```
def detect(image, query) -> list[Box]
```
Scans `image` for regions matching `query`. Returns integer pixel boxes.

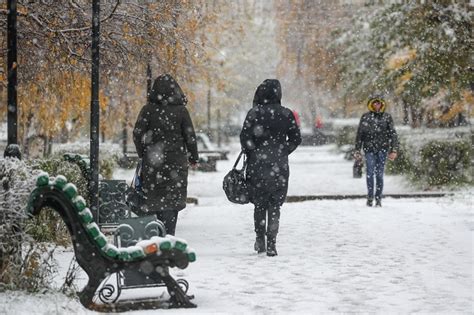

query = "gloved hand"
[353,150,362,160]
[388,151,398,161]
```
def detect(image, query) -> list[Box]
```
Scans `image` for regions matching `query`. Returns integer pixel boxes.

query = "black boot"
[254,235,266,253]
[266,207,280,257]
[375,198,382,207]
[266,236,277,257]
[367,198,373,207]
[254,207,266,253]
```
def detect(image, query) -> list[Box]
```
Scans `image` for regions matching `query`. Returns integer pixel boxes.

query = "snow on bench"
[26,172,197,312]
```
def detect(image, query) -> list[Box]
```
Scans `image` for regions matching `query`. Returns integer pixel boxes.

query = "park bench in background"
[119,149,226,172]
[26,172,197,312]
[118,133,229,172]
[192,132,230,172]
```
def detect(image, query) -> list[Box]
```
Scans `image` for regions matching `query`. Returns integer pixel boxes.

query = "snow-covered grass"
[1,144,472,314]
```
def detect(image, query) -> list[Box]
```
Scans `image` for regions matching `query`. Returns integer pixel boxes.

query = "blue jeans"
[365,151,387,200]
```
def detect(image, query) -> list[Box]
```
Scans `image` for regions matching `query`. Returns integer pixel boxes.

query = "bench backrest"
[26,172,196,271]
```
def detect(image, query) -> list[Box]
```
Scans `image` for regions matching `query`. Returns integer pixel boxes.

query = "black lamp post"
[207,88,211,139]
[147,63,152,102]
[89,0,100,218]
[5,0,20,159]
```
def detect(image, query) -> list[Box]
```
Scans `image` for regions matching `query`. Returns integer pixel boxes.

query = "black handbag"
[223,151,250,204]
[353,158,363,178]
[125,159,148,216]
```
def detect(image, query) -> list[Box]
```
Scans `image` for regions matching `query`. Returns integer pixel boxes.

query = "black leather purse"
[125,159,148,215]
[223,151,250,204]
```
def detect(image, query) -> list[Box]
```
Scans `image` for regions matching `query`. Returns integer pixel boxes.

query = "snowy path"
[1,145,472,314]
[114,145,414,205]
[177,196,472,313]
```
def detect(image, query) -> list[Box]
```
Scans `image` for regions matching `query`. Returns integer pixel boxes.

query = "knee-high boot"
[266,206,280,257]
[254,206,266,253]
[266,235,277,256]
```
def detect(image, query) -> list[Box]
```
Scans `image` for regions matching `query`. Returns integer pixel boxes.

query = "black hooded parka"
[355,96,399,154]
[240,79,302,207]
[133,74,199,212]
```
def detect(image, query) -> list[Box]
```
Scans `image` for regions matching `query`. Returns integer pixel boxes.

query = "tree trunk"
[122,102,130,155]
[402,100,410,125]
[21,113,34,158]
[43,135,51,158]
[410,105,424,128]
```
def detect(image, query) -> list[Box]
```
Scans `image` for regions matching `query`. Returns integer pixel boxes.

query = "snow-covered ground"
[1,144,472,314]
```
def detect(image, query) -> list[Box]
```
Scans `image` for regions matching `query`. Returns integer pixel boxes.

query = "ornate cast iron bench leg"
[162,274,196,308]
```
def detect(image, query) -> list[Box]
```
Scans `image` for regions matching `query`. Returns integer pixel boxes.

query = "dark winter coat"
[355,96,399,154]
[133,74,199,212]
[240,79,302,207]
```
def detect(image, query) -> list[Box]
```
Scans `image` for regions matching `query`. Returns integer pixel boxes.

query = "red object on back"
[315,115,323,129]
[292,110,301,127]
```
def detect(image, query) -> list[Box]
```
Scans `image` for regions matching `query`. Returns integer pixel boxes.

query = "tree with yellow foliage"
[0,1,237,156]
[275,1,353,120]
[334,2,473,127]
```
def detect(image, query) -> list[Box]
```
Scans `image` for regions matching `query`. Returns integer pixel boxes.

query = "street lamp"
[90,0,100,218]
[5,0,20,159]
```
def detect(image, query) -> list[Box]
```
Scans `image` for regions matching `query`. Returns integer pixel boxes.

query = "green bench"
[62,153,198,224]
[63,153,128,224]
[27,172,197,312]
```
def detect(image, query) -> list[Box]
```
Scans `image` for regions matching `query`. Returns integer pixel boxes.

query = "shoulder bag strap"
[131,159,142,188]
[233,151,247,171]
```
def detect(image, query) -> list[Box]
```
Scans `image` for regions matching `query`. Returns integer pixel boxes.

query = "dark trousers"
[254,204,280,238]
[252,186,286,239]
[156,210,178,236]
[365,151,387,200]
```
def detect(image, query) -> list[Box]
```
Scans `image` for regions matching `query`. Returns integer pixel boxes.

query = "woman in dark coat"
[240,79,302,256]
[133,74,199,235]
[354,95,398,207]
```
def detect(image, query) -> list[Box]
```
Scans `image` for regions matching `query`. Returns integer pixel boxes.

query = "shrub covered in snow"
[386,143,414,176]
[386,138,471,188]
[33,158,88,199]
[0,158,57,292]
[52,142,119,179]
[335,126,357,148]
[26,158,87,245]
[420,140,471,187]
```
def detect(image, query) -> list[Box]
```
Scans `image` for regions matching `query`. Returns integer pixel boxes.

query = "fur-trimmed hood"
[367,96,386,113]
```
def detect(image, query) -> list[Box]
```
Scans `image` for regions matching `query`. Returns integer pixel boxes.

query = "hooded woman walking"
[354,95,398,207]
[133,74,199,235]
[240,79,302,256]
